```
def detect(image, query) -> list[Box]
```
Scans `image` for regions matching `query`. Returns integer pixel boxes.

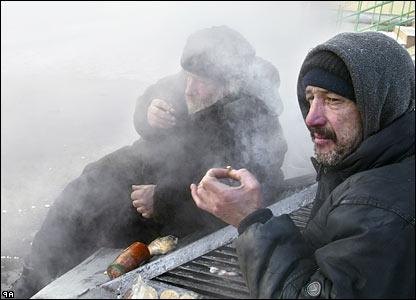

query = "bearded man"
[12,25,287,298]
[192,31,415,298]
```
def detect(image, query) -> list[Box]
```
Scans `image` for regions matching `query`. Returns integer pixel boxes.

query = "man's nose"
[305,98,326,127]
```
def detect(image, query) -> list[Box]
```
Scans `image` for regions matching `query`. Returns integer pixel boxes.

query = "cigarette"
[226,165,241,181]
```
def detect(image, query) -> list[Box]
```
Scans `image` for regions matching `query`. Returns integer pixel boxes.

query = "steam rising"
[1,1,346,291]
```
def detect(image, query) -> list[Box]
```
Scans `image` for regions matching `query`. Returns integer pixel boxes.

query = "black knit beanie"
[180,26,255,82]
[302,51,355,101]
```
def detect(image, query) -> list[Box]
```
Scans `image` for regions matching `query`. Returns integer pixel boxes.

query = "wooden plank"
[394,26,415,48]
[32,248,121,299]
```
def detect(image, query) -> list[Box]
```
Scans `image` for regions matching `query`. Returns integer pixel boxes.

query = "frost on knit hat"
[301,50,356,101]
[181,25,256,83]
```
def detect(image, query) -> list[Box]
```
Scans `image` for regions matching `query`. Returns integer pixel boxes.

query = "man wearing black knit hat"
[192,31,415,298]
[301,51,362,168]
[131,25,286,221]
[12,26,287,298]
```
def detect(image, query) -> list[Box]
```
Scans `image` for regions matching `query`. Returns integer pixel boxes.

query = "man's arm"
[191,168,413,298]
[235,213,316,298]
[234,203,413,298]
[133,71,187,140]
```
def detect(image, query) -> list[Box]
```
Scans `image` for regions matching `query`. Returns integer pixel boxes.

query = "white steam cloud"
[1,1,349,289]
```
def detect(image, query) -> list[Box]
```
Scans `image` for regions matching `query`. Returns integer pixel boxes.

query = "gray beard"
[186,96,219,114]
[315,144,351,166]
[314,134,362,167]
[186,92,224,115]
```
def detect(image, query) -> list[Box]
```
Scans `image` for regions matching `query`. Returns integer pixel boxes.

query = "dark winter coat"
[235,32,415,298]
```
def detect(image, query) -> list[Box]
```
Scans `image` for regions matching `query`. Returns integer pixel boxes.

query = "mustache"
[309,126,337,142]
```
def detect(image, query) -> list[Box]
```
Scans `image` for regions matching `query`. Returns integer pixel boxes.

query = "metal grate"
[154,244,249,299]
[290,203,313,229]
[152,202,313,299]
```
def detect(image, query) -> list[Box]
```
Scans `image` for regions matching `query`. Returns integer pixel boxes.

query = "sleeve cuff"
[237,208,273,235]
[152,185,171,223]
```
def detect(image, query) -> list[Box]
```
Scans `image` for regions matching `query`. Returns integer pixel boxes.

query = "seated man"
[12,25,287,298]
[192,31,415,298]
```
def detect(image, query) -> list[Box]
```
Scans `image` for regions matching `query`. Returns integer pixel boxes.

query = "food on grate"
[160,289,180,299]
[107,235,178,279]
[147,235,178,255]
[123,289,133,299]
[130,275,158,299]
[179,293,197,299]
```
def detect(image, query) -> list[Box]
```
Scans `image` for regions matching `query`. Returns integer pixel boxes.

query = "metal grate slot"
[210,247,238,257]
[154,273,251,299]
[168,268,248,291]
[199,254,239,265]
[192,257,240,272]
[222,244,237,250]
[289,203,313,229]
[176,264,246,285]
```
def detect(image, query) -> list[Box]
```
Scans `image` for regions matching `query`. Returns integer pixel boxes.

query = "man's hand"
[190,168,264,227]
[147,99,176,129]
[131,184,156,218]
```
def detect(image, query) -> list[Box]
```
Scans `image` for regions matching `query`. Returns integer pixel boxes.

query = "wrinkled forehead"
[305,86,330,95]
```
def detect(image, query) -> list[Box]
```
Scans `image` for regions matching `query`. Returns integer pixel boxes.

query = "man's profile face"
[305,85,363,166]
[185,72,226,114]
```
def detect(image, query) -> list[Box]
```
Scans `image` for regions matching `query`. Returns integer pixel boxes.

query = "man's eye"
[326,97,341,104]
[306,97,313,103]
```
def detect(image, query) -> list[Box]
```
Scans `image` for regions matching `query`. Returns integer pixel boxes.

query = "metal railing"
[337,1,415,35]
